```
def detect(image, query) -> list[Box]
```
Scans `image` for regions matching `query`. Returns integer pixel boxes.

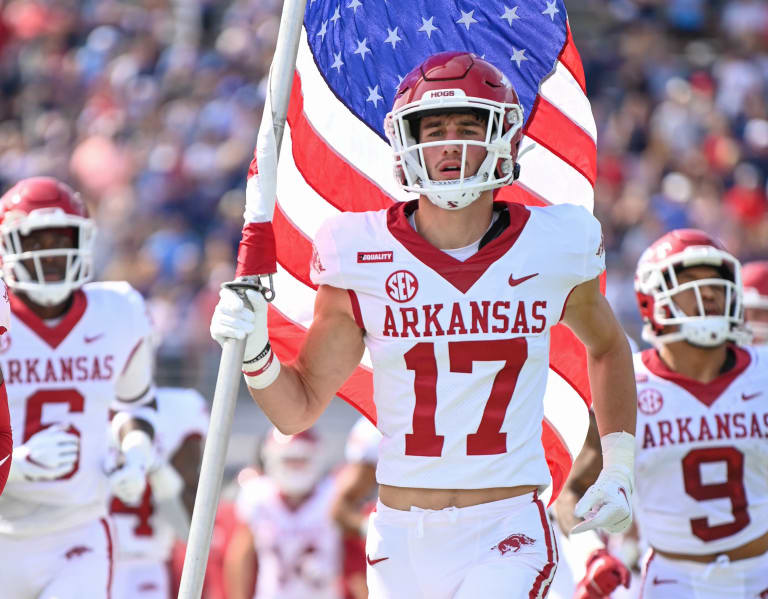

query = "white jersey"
[344,416,382,465]
[236,475,342,599]
[110,387,208,561]
[634,346,768,555]
[311,201,604,490]
[0,282,152,536]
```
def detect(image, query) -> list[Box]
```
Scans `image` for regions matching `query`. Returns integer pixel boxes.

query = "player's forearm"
[587,332,637,437]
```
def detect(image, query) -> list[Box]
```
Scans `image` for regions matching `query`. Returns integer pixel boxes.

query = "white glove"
[8,424,79,482]
[148,462,185,502]
[210,286,280,389]
[572,431,635,535]
[109,430,153,505]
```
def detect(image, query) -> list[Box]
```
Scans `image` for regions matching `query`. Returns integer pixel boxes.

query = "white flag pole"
[177,1,308,597]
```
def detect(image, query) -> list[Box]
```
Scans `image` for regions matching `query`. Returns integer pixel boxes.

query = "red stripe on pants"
[529,492,556,598]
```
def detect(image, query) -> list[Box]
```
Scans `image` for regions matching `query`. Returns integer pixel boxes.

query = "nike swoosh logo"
[508,273,539,287]
[742,392,762,401]
[0,454,9,468]
[652,577,677,585]
[84,333,104,344]
[366,555,389,566]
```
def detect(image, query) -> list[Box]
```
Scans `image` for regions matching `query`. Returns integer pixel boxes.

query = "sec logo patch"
[638,388,663,415]
[385,270,418,302]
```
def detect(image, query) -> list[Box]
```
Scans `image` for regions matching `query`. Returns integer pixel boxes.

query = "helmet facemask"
[0,208,95,306]
[636,248,750,348]
[385,89,523,210]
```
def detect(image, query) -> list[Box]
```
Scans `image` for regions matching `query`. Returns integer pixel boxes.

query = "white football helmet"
[0,177,95,306]
[261,428,326,497]
[385,51,524,211]
[634,229,749,348]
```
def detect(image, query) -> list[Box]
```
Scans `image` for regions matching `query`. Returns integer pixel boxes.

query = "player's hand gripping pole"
[177,0,307,596]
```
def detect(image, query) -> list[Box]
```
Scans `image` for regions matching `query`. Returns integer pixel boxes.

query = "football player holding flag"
[632,229,768,598]
[211,52,637,597]
[0,177,157,598]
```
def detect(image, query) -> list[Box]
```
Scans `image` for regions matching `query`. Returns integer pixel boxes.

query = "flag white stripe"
[277,121,342,238]
[517,135,594,211]
[541,62,598,141]
[273,263,317,328]
[542,370,590,460]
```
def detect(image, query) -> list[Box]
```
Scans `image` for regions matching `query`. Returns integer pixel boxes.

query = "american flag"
[237,0,598,502]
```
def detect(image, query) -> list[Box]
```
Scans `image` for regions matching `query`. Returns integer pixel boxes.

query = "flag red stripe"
[288,73,394,213]
[274,203,316,289]
[560,24,586,93]
[542,419,573,504]
[526,98,596,186]
[550,323,592,407]
[496,184,550,207]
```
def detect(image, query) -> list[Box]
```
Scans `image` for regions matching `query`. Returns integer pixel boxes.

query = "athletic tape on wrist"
[242,344,281,389]
[244,342,272,365]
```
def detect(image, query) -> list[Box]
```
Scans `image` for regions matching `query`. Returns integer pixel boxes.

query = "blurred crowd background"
[0,0,766,394]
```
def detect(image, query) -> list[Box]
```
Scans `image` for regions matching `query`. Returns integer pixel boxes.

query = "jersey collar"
[386,199,531,293]
[641,345,751,407]
[9,289,88,349]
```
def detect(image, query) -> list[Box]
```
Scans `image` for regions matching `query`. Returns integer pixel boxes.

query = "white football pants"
[641,548,768,599]
[0,517,114,599]
[365,491,558,598]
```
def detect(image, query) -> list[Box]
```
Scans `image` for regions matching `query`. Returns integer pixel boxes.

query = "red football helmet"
[261,428,326,497]
[384,51,524,210]
[635,229,748,347]
[0,177,95,306]
[742,260,768,344]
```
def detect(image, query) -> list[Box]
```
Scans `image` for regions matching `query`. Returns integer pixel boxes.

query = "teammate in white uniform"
[632,229,768,598]
[110,387,208,599]
[0,177,157,599]
[225,428,342,599]
[742,261,768,345]
[211,52,637,598]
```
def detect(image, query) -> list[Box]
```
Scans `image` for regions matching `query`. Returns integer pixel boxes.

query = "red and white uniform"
[0,281,154,599]
[235,475,343,599]
[311,200,604,491]
[634,346,768,597]
[110,387,208,599]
